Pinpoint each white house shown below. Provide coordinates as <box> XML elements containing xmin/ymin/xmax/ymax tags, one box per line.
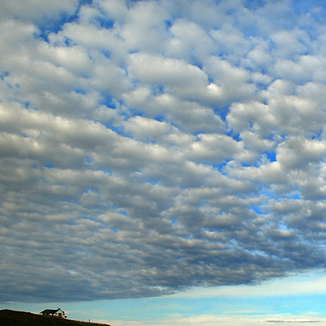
<box><xmin>40</xmin><ymin>308</ymin><xmax>67</xmax><ymax>318</ymax></box>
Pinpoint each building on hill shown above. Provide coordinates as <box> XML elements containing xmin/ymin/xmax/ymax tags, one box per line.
<box><xmin>40</xmin><ymin>308</ymin><xmax>67</xmax><ymax>318</ymax></box>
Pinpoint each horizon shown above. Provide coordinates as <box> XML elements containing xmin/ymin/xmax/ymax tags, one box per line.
<box><xmin>2</xmin><ymin>0</ymin><xmax>326</xmax><ymax>325</ymax></box>
<box><xmin>3</xmin><ymin>271</ymin><xmax>326</xmax><ymax>325</ymax></box>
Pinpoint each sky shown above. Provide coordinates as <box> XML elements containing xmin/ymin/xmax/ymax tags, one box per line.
<box><xmin>2</xmin><ymin>0</ymin><xmax>326</xmax><ymax>324</ymax></box>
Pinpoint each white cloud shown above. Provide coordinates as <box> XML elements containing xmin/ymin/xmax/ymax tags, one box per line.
<box><xmin>2</xmin><ymin>0</ymin><xmax>326</xmax><ymax>304</ymax></box>
<box><xmin>167</xmin><ymin>18</ymin><xmax>214</xmax><ymax>61</ymax></box>
<box><xmin>128</xmin><ymin>53</ymin><xmax>207</xmax><ymax>89</ymax></box>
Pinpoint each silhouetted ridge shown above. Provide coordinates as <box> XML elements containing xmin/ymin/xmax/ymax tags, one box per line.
<box><xmin>0</xmin><ymin>309</ymin><xmax>111</xmax><ymax>326</ymax></box>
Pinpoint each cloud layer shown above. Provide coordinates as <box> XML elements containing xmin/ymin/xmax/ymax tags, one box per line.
<box><xmin>1</xmin><ymin>0</ymin><xmax>326</xmax><ymax>302</ymax></box>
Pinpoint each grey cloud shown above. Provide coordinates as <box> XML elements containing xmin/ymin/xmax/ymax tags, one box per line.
<box><xmin>0</xmin><ymin>0</ymin><xmax>79</xmax><ymax>22</ymax></box>
<box><xmin>276</xmin><ymin>137</ymin><xmax>326</xmax><ymax>171</ymax></box>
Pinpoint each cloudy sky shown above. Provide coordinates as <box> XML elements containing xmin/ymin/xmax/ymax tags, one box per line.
<box><xmin>2</xmin><ymin>0</ymin><xmax>326</xmax><ymax>324</ymax></box>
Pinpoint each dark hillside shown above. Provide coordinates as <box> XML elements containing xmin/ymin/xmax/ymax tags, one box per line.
<box><xmin>0</xmin><ymin>310</ymin><xmax>111</xmax><ymax>326</ymax></box>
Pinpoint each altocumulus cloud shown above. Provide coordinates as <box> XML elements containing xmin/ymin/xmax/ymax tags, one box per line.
<box><xmin>1</xmin><ymin>0</ymin><xmax>326</xmax><ymax>303</ymax></box>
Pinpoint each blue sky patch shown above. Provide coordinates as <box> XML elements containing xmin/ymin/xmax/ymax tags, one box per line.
<box><xmin>94</xmin><ymin>17</ymin><xmax>114</xmax><ymax>29</ymax></box>
<box><xmin>45</xmin><ymin>161</ymin><xmax>55</xmax><ymax>168</ymax></box>
<box><xmin>263</xmin><ymin>150</ymin><xmax>277</xmax><ymax>162</ymax></box>
<box><xmin>0</xmin><ymin>71</ymin><xmax>9</xmax><ymax>80</ymax></box>
<box><xmin>74</xmin><ymin>88</ymin><xmax>87</xmax><ymax>95</ymax></box>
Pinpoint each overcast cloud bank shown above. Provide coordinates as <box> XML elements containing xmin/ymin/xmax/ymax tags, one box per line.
<box><xmin>1</xmin><ymin>0</ymin><xmax>326</xmax><ymax>302</ymax></box>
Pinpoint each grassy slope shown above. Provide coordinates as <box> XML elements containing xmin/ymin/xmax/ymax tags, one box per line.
<box><xmin>0</xmin><ymin>309</ymin><xmax>111</xmax><ymax>326</ymax></box>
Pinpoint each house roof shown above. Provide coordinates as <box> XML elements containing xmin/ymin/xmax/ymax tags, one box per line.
<box><xmin>41</xmin><ymin>309</ymin><xmax>63</xmax><ymax>314</ymax></box>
